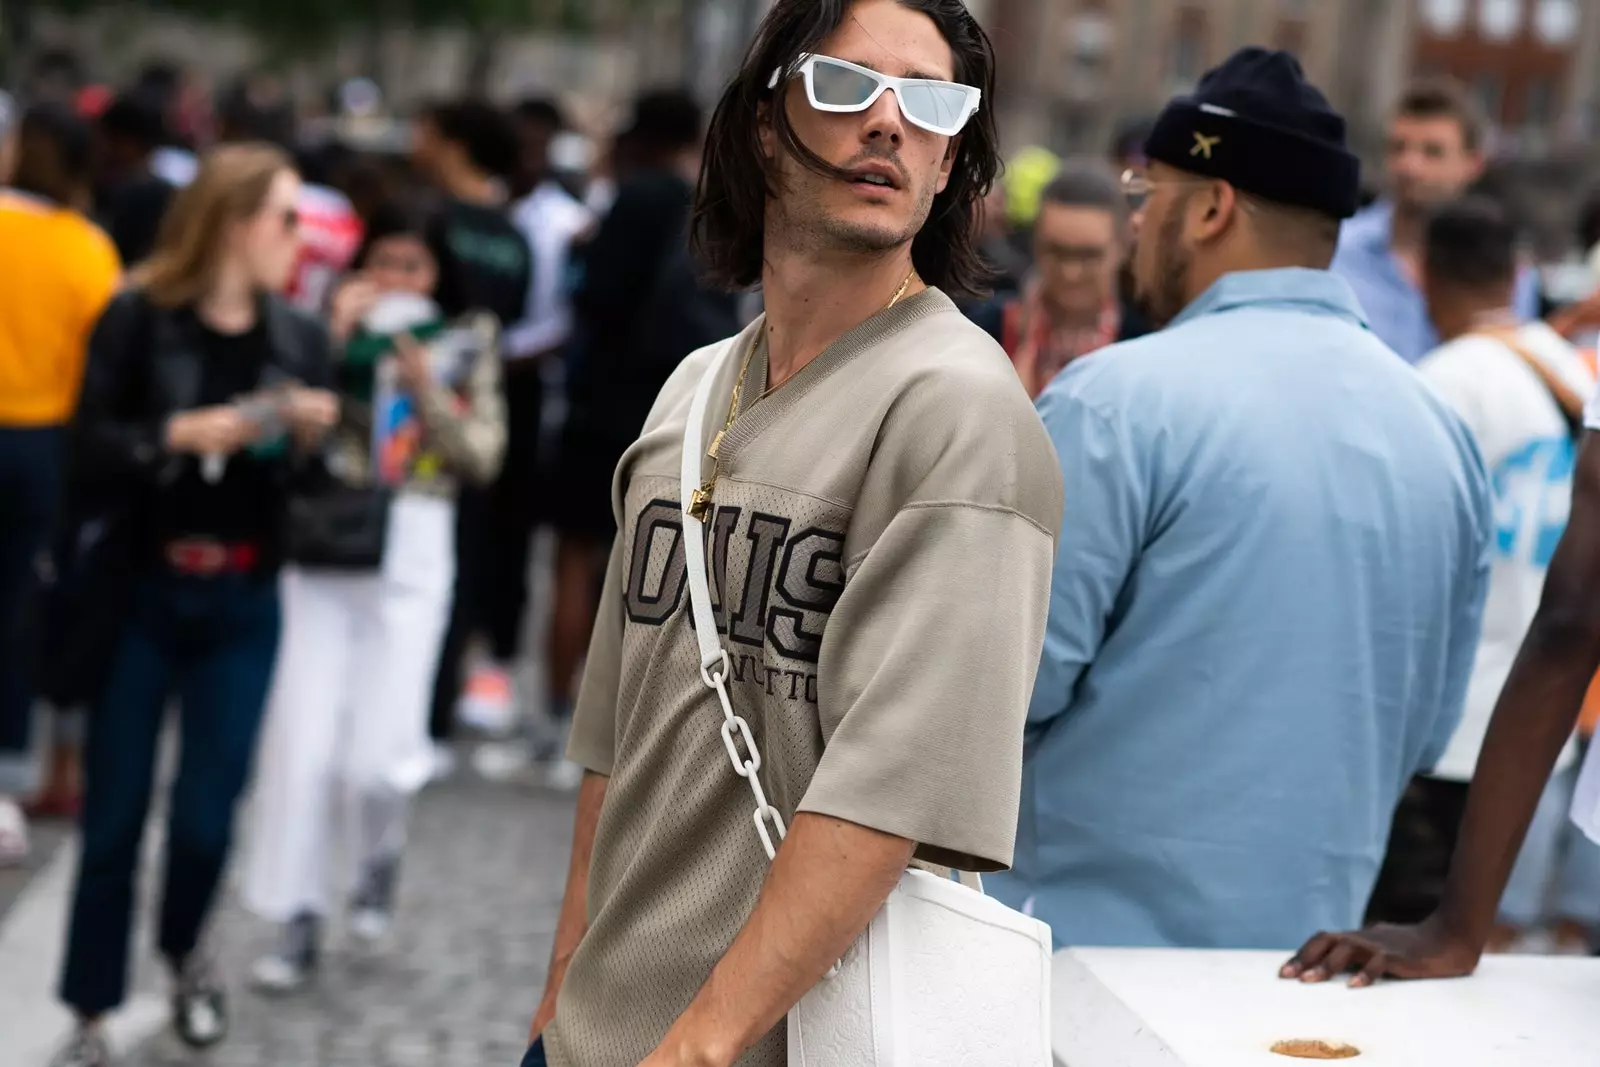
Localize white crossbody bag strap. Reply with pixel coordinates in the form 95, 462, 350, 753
681, 338, 789, 861
679, 341, 982, 895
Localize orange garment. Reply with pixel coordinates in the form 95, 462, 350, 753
0, 191, 121, 425
1581, 673, 1600, 738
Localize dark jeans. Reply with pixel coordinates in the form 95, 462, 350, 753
429, 362, 544, 740
1365, 775, 1470, 926
0, 426, 64, 782
60, 571, 281, 1017
520, 1038, 547, 1067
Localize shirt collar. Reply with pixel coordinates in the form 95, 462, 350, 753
1168, 268, 1371, 331
1341, 200, 1395, 254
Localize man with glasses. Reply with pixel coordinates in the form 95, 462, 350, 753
1331, 77, 1539, 363
972, 161, 1134, 397
988, 47, 1494, 952
516, 2, 1061, 1066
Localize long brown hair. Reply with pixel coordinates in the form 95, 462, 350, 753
132, 142, 294, 308
691, 0, 1001, 299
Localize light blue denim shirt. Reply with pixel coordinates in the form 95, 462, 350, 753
1332, 200, 1541, 363
990, 269, 1493, 951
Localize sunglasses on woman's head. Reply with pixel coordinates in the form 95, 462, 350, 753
768, 54, 981, 137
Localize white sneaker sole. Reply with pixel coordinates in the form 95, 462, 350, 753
250, 956, 312, 995
349, 908, 392, 944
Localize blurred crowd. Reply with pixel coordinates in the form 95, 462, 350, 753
0, 56, 749, 1066
4, 21, 1600, 1067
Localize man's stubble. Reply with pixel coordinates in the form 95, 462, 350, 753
770, 154, 938, 261
1134, 201, 1192, 330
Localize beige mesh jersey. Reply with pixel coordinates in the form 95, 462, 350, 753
545, 289, 1064, 1067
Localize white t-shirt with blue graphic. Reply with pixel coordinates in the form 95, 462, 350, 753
1420, 321, 1594, 781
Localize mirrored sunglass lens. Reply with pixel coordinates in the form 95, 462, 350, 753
810, 59, 880, 107
897, 82, 972, 130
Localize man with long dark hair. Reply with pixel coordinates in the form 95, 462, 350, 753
517, 2, 1062, 1065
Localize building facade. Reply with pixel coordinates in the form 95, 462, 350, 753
990, 0, 1600, 162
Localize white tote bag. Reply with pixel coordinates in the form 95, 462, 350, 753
678, 338, 1054, 1067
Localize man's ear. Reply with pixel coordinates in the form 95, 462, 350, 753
934, 134, 961, 196
1190, 180, 1237, 245
758, 99, 776, 161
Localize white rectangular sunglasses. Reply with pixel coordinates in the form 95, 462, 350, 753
768, 53, 981, 137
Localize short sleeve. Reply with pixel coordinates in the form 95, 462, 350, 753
1027, 385, 1148, 734
1586, 379, 1600, 434
566, 534, 629, 776
798, 501, 1057, 871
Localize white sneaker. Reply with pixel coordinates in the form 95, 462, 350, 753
349, 907, 392, 943
349, 854, 399, 944
543, 759, 585, 792
48, 1028, 111, 1067
457, 664, 517, 736
472, 741, 534, 783
250, 914, 319, 995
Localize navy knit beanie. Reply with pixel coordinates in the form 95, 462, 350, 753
1144, 46, 1361, 220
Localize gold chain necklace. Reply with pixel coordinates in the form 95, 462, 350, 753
688, 268, 917, 521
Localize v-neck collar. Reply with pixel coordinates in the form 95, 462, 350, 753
715, 287, 954, 466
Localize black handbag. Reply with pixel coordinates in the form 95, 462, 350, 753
284, 460, 393, 571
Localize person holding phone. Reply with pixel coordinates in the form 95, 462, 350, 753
50, 143, 338, 1067
242, 200, 506, 996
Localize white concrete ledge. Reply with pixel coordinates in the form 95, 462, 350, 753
1052, 947, 1600, 1067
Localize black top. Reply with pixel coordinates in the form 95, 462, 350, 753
568, 169, 699, 449
150, 321, 281, 555
69, 289, 334, 579
428, 198, 534, 327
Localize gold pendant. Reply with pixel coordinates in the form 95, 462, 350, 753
688, 484, 715, 522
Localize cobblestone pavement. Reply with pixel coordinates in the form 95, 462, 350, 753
124, 773, 574, 1067
0, 820, 69, 921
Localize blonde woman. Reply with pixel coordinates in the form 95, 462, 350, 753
243, 200, 505, 992
51, 143, 339, 1067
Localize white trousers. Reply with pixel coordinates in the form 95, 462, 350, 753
244, 493, 455, 922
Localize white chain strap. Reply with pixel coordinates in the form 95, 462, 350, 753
681, 335, 788, 863
701, 649, 787, 860
682, 337, 845, 978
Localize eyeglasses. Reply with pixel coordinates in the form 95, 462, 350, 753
1120, 169, 1213, 210
1036, 242, 1112, 268
768, 53, 981, 137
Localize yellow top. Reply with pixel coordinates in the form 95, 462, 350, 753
0, 191, 122, 426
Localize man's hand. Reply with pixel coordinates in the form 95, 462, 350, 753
643, 813, 914, 1067
1281, 915, 1484, 988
